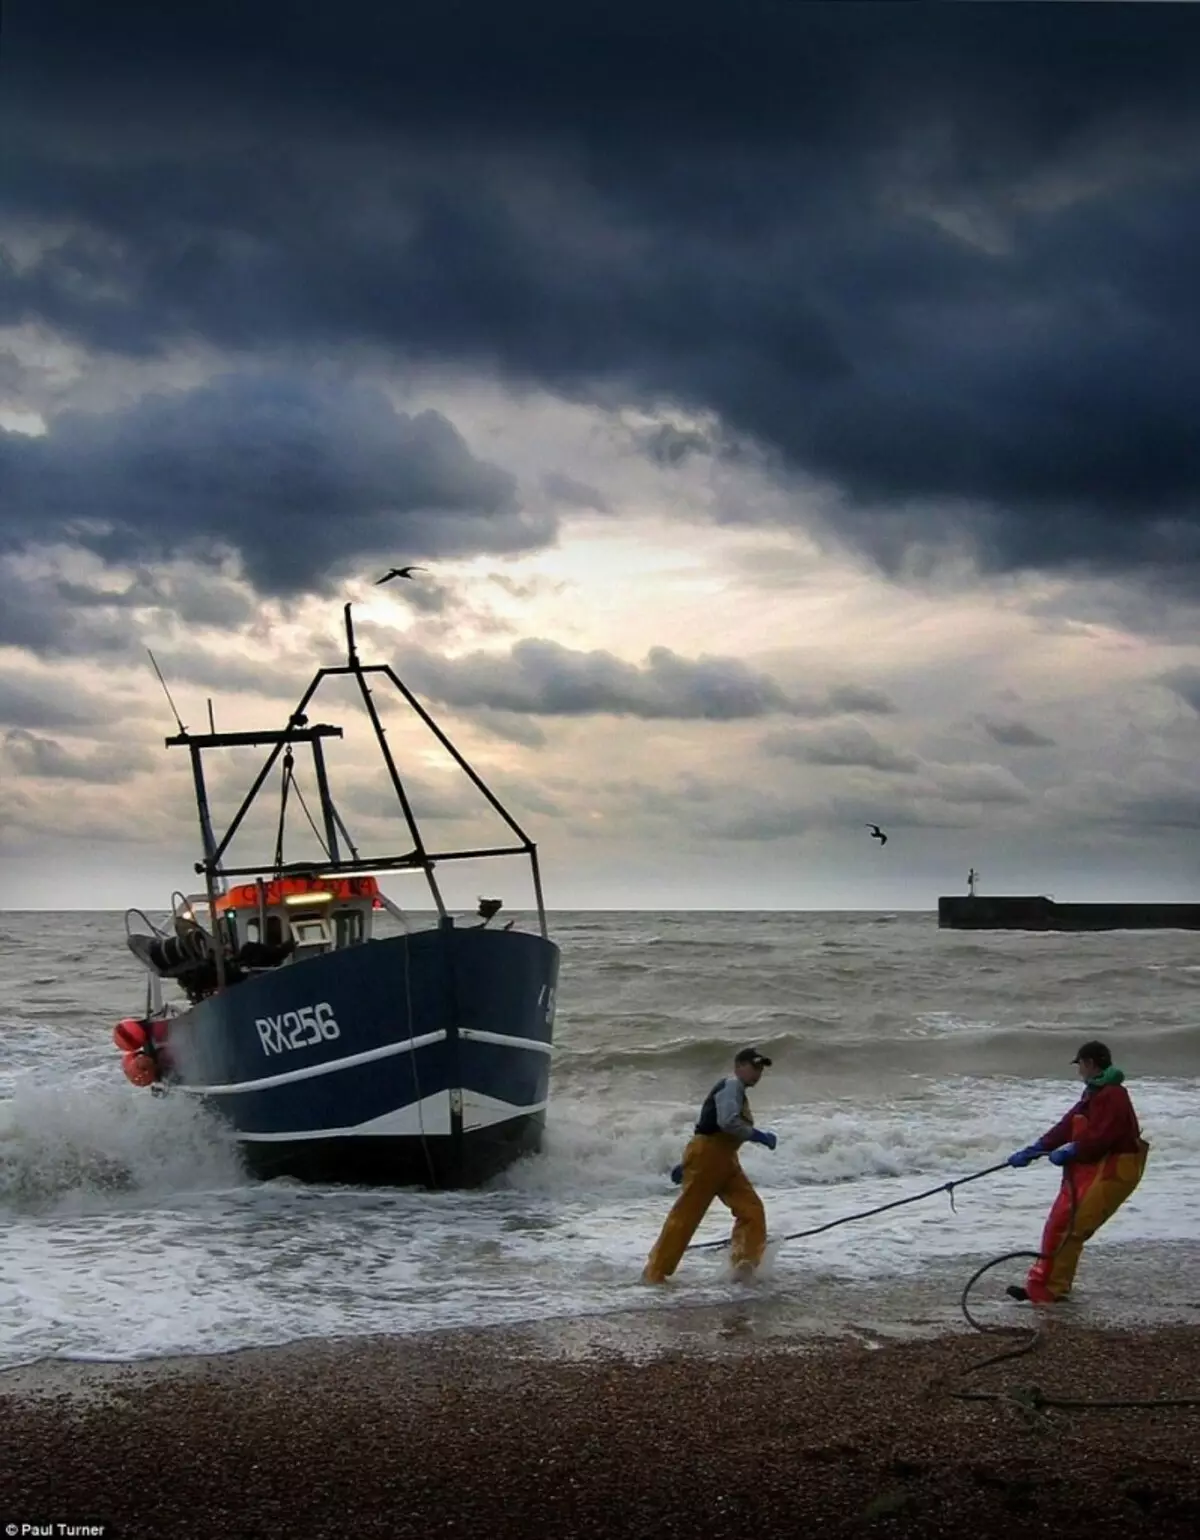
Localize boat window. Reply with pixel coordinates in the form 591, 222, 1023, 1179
245, 918, 261, 944
265, 914, 283, 946
333, 908, 364, 948
291, 917, 331, 951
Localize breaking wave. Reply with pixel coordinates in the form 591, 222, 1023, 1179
0, 1074, 247, 1215
550, 1021, 1200, 1083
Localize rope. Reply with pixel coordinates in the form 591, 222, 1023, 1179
289, 778, 332, 860
949, 1161, 1200, 1412
685, 1160, 1011, 1252
401, 926, 437, 1189
684, 1155, 1200, 1414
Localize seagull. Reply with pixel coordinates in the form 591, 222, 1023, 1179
375, 566, 427, 585
866, 823, 888, 846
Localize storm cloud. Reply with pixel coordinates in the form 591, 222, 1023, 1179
0, 375, 547, 595
3, 4, 1200, 594
1, 727, 145, 784
0, 666, 109, 729
764, 723, 919, 774
396, 639, 894, 721
982, 718, 1057, 750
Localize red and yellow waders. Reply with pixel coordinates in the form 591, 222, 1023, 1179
642, 1131, 767, 1283
1024, 1127, 1149, 1304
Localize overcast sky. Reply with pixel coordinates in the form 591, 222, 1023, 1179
3, 1, 1200, 911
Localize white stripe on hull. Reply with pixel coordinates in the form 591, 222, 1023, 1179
458, 1028, 553, 1055
175, 1030, 448, 1095
235, 1094, 547, 1141
462, 1091, 549, 1131
236, 1092, 453, 1140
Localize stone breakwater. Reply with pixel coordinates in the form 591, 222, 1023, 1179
1, 1321, 1198, 1538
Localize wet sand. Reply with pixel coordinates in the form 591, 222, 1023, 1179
2, 1310, 1198, 1539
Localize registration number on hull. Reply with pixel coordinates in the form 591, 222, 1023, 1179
255, 1002, 341, 1056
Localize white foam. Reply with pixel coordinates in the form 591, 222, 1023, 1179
1, 1074, 1194, 1366
2, 908, 1198, 1367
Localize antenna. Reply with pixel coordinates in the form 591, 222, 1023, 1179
146, 648, 187, 735
207, 697, 216, 734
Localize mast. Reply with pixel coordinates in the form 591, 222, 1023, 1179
164, 601, 549, 965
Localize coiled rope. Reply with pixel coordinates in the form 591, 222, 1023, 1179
687, 1156, 1200, 1414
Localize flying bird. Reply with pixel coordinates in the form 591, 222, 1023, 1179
866, 823, 888, 846
375, 566, 427, 585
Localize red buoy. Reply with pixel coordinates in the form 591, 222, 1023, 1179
113, 1018, 149, 1053
122, 1051, 158, 1088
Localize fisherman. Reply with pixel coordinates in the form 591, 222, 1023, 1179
641, 1047, 777, 1284
1005, 1039, 1148, 1305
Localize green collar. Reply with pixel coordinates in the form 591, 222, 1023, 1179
1087, 1065, 1124, 1090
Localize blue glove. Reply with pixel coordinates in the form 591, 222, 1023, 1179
670, 1163, 683, 1185
1048, 1143, 1078, 1167
750, 1129, 777, 1151
1007, 1142, 1044, 1168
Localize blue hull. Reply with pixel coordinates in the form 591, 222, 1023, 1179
160, 922, 559, 1188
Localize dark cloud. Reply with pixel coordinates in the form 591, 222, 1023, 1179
763, 723, 919, 773
1116, 790, 1200, 831
641, 424, 721, 469
4, 4, 1200, 595
396, 638, 892, 721
374, 573, 453, 616
0, 565, 137, 658
0, 375, 551, 597
931, 763, 1031, 807
0, 349, 32, 397
49, 567, 256, 630
824, 685, 896, 717
12, 3, 1196, 155
0, 666, 109, 729
340, 774, 478, 826
1048, 768, 1200, 834
337, 763, 563, 830
710, 801, 810, 844
1, 727, 145, 784
463, 709, 548, 750
540, 472, 610, 515
1160, 666, 1200, 714
142, 647, 309, 706
982, 718, 1057, 749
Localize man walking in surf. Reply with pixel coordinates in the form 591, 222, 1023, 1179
642, 1047, 778, 1284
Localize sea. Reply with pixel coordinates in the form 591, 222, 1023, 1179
1, 909, 1198, 1372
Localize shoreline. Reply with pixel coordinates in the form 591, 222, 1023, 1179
3, 1316, 1198, 1538
3, 1233, 1197, 1400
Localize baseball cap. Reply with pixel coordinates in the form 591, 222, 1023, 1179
734, 1047, 772, 1068
1071, 1040, 1112, 1069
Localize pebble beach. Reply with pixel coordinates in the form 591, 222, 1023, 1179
3, 1312, 1198, 1539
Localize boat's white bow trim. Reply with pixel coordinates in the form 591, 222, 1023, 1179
236, 1093, 454, 1140
458, 1027, 553, 1054
175, 1030, 448, 1095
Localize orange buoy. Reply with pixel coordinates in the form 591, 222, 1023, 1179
113, 1017, 149, 1053
122, 1050, 158, 1088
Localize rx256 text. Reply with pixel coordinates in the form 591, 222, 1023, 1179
255, 1002, 340, 1056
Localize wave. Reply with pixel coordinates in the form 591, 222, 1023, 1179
0, 1075, 247, 1215
497, 1079, 1200, 1203
551, 1021, 1200, 1081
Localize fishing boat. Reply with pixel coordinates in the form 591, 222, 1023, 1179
112, 604, 559, 1188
